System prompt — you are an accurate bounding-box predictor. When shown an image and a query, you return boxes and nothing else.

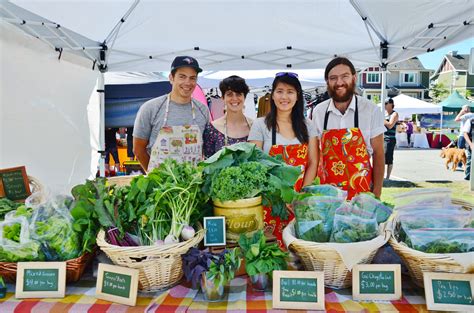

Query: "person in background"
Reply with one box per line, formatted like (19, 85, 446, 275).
(249, 72, 318, 246)
(105, 127, 120, 175)
(455, 105, 474, 149)
(126, 127, 134, 160)
(406, 118, 414, 146)
(462, 115, 474, 181)
(133, 56, 209, 171)
(203, 76, 252, 158)
(311, 57, 385, 199)
(384, 98, 399, 180)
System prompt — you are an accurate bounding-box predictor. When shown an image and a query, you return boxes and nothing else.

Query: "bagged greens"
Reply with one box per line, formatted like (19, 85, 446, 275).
(351, 193, 392, 223)
(0, 216, 43, 262)
(394, 188, 451, 209)
(293, 196, 344, 242)
(406, 228, 474, 253)
(330, 203, 378, 243)
(301, 184, 347, 199)
(30, 195, 81, 261)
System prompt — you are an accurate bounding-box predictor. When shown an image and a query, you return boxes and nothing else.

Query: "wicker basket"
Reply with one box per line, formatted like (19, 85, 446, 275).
(389, 199, 474, 287)
(97, 226, 204, 291)
(107, 175, 140, 187)
(283, 220, 384, 289)
(0, 250, 95, 283)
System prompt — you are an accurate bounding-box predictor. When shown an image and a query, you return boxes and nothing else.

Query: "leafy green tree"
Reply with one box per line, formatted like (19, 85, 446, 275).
(430, 83, 449, 103)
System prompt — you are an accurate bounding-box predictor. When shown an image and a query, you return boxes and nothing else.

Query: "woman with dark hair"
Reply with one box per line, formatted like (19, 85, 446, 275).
(203, 75, 253, 158)
(248, 72, 318, 246)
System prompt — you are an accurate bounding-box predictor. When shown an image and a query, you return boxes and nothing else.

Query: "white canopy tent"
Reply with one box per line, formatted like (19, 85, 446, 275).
(384, 94, 442, 120)
(1, 0, 473, 190)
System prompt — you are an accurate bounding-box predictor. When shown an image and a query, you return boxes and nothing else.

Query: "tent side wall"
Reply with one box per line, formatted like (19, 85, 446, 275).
(0, 22, 100, 192)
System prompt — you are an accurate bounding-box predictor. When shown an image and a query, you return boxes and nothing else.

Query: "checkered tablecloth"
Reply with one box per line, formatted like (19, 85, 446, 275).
(0, 276, 429, 313)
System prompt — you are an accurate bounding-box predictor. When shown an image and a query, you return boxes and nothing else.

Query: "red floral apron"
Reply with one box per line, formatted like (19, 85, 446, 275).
(264, 127, 308, 247)
(318, 96, 372, 199)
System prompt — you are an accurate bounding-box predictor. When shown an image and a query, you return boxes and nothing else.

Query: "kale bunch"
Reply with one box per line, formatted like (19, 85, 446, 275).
(210, 161, 268, 202)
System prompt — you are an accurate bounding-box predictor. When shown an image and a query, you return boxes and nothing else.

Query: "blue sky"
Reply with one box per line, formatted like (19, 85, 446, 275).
(418, 38, 473, 70)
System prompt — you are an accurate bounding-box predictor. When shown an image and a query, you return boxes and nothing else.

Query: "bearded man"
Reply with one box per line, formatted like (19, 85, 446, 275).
(310, 57, 385, 199)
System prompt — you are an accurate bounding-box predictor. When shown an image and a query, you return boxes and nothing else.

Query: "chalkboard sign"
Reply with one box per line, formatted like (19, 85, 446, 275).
(16, 262, 66, 298)
(96, 263, 139, 306)
(273, 270, 325, 310)
(424, 272, 474, 311)
(353, 264, 401, 301)
(0, 166, 31, 201)
(204, 216, 226, 246)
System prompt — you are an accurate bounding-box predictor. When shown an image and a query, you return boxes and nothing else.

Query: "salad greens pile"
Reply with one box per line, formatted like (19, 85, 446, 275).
(201, 142, 300, 220)
(238, 230, 288, 276)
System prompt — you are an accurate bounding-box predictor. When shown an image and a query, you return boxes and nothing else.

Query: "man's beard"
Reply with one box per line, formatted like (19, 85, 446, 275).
(327, 80, 355, 102)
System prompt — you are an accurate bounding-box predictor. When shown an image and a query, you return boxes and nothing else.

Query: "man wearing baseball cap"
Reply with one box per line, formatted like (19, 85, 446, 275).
(133, 56, 209, 171)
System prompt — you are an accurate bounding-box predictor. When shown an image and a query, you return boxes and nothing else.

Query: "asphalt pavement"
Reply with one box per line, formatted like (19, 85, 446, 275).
(388, 148, 467, 182)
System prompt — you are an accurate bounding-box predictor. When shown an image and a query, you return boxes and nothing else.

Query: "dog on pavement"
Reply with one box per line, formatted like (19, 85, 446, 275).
(440, 147, 467, 171)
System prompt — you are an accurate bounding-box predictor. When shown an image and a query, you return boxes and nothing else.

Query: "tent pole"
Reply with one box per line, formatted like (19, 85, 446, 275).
(98, 73, 106, 177)
(380, 66, 387, 111)
(439, 110, 443, 146)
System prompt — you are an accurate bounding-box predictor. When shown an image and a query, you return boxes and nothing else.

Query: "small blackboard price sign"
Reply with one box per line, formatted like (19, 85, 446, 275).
(353, 264, 402, 301)
(15, 262, 66, 298)
(96, 263, 139, 306)
(424, 272, 474, 311)
(0, 166, 31, 201)
(204, 216, 226, 246)
(273, 270, 325, 310)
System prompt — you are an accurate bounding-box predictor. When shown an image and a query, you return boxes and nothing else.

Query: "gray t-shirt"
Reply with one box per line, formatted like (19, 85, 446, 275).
(248, 117, 318, 154)
(133, 94, 210, 154)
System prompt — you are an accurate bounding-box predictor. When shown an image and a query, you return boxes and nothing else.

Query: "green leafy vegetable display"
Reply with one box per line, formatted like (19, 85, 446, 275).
(0, 241, 43, 262)
(412, 240, 473, 253)
(0, 198, 22, 220)
(293, 196, 343, 242)
(210, 161, 267, 201)
(201, 142, 300, 220)
(238, 230, 288, 276)
(33, 216, 80, 261)
(3, 223, 21, 242)
(331, 214, 377, 243)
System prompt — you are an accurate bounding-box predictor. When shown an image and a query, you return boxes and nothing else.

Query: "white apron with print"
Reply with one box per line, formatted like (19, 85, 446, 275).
(147, 95, 203, 171)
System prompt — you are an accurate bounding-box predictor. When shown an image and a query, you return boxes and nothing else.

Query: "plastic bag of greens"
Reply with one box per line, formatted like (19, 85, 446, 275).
(406, 228, 474, 253)
(0, 216, 43, 262)
(351, 193, 393, 223)
(30, 194, 80, 261)
(330, 203, 378, 243)
(293, 196, 344, 242)
(301, 184, 347, 200)
(399, 208, 471, 231)
(393, 188, 451, 209)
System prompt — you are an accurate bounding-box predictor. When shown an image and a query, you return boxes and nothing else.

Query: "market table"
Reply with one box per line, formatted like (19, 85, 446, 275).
(412, 133, 430, 149)
(0, 275, 429, 313)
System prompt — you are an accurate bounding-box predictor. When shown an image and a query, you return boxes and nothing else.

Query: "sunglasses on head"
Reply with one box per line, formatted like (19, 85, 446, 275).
(275, 72, 299, 78)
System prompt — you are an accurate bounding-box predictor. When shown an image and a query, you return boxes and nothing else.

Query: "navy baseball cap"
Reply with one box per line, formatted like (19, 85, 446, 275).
(171, 56, 202, 73)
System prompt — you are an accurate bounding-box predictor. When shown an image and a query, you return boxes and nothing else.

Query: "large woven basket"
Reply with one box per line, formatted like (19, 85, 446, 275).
(107, 175, 139, 187)
(389, 199, 473, 287)
(283, 220, 384, 289)
(97, 226, 204, 291)
(0, 250, 95, 283)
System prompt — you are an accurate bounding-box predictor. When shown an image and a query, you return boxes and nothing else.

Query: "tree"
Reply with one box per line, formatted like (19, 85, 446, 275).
(430, 83, 449, 103)
(465, 89, 472, 100)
